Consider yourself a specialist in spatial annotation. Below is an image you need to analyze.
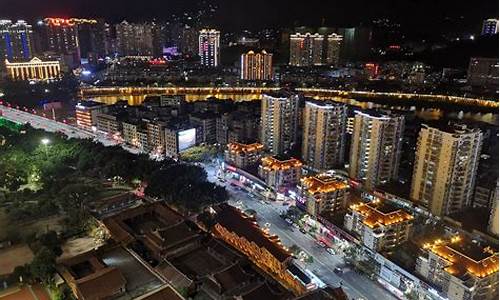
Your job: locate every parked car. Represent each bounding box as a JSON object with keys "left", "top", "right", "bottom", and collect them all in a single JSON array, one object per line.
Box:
[
  {"left": 326, "top": 247, "right": 335, "bottom": 255},
  {"left": 300, "top": 228, "right": 307, "bottom": 234},
  {"left": 334, "top": 267, "right": 344, "bottom": 274}
]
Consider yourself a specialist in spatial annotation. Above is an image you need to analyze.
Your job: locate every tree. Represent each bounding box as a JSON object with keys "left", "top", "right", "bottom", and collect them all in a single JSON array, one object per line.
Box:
[{"left": 30, "top": 246, "right": 57, "bottom": 284}]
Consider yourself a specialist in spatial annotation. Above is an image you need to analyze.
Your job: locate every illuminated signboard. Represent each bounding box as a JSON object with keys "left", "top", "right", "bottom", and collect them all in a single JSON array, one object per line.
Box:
[{"left": 178, "top": 128, "right": 196, "bottom": 152}]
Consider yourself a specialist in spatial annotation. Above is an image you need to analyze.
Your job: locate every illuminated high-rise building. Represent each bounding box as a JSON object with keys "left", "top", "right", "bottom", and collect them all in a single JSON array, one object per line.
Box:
[
  {"left": 302, "top": 100, "right": 347, "bottom": 171},
  {"left": 289, "top": 32, "right": 324, "bottom": 66},
  {"left": 115, "top": 21, "right": 154, "bottom": 56},
  {"left": 76, "top": 19, "right": 106, "bottom": 59},
  {"left": 240, "top": 50, "right": 273, "bottom": 80},
  {"left": 199, "top": 29, "right": 220, "bottom": 67},
  {"left": 43, "top": 18, "right": 81, "bottom": 64},
  {"left": 260, "top": 92, "right": 300, "bottom": 155},
  {"left": 481, "top": 19, "right": 499, "bottom": 35},
  {"left": 325, "top": 33, "right": 342, "bottom": 66},
  {"left": 349, "top": 111, "right": 404, "bottom": 190},
  {"left": 410, "top": 124, "right": 482, "bottom": 216},
  {"left": 0, "top": 20, "right": 33, "bottom": 61}
]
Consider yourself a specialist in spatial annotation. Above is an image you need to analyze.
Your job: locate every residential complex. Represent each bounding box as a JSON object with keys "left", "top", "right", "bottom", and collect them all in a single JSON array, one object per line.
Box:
[
  {"left": 199, "top": 29, "right": 220, "bottom": 67},
  {"left": 410, "top": 124, "right": 483, "bottom": 216},
  {"left": 115, "top": 21, "right": 155, "bottom": 56},
  {"left": 348, "top": 111, "right": 404, "bottom": 190},
  {"left": 344, "top": 199, "right": 413, "bottom": 253},
  {"left": 258, "top": 156, "right": 303, "bottom": 191},
  {"left": 302, "top": 100, "right": 347, "bottom": 171},
  {"left": 224, "top": 142, "right": 264, "bottom": 169},
  {"left": 240, "top": 50, "right": 273, "bottom": 80},
  {"left": 0, "top": 19, "right": 33, "bottom": 61},
  {"left": 299, "top": 173, "right": 350, "bottom": 217},
  {"left": 416, "top": 237, "right": 498, "bottom": 300},
  {"left": 260, "top": 92, "right": 300, "bottom": 155}
]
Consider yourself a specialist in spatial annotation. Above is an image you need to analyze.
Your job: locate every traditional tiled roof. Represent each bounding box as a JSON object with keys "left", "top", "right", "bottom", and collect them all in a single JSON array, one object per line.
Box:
[{"left": 214, "top": 204, "right": 291, "bottom": 262}]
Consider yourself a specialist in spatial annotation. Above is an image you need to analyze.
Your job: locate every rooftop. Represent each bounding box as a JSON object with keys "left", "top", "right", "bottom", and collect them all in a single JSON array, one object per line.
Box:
[
  {"left": 76, "top": 100, "right": 106, "bottom": 110},
  {"left": 227, "top": 142, "right": 264, "bottom": 154},
  {"left": 58, "top": 252, "right": 127, "bottom": 300},
  {"left": 214, "top": 204, "right": 291, "bottom": 262},
  {"left": 261, "top": 156, "right": 303, "bottom": 171},
  {"left": 301, "top": 174, "right": 349, "bottom": 195},
  {"left": 423, "top": 236, "right": 499, "bottom": 279},
  {"left": 135, "top": 285, "right": 185, "bottom": 300},
  {"left": 349, "top": 199, "right": 413, "bottom": 228},
  {"left": 102, "top": 202, "right": 184, "bottom": 244}
]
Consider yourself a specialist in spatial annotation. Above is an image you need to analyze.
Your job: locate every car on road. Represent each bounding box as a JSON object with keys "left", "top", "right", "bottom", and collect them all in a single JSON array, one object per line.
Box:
[
  {"left": 334, "top": 267, "right": 343, "bottom": 274},
  {"left": 315, "top": 240, "right": 326, "bottom": 248}
]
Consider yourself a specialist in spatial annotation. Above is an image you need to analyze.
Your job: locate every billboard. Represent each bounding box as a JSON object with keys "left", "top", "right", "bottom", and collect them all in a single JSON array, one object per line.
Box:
[{"left": 178, "top": 128, "right": 196, "bottom": 152}]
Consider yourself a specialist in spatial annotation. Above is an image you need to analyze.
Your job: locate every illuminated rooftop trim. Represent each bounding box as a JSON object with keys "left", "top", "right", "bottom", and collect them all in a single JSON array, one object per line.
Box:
[
  {"left": 301, "top": 174, "right": 349, "bottom": 194},
  {"left": 261, "top": 156, "right": 302, "bottom": 171},
  {"left": 44, "top": 18, "right": 97, "bottom": 26},
  {"left": 227, "top": 142, "right": 264, "bottom": 154},
  {"left": 423, "top": 237, "right": 499, "bottom": 279},
  {"left": 349, "top": 199, "right": 413, "bottom": 228}
]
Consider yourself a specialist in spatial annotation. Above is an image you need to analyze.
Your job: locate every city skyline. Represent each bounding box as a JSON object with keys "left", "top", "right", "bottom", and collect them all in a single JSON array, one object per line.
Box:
[{"left": 0, "top": 1, "right": 498, "bottom": 300}]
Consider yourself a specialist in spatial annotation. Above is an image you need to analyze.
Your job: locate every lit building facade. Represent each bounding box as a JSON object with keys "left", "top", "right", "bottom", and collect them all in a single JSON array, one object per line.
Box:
[
  {"left": 481, "top": 19, "right": 499, "bottom": 35},
  {"left": 240, "top": 50, "right": 273, "bottom": 80},
  {"left": 43, "top": 18, "right": 81, "bottom": 65},
  {"left": 344, "top": 199, "right": 413, "bottom": 253},
  {"left": 212, "top": 204, "right": 306, "bottom": 296},
  {"left": 349, "top": 111, "right": 404, "bottom": 190},
  {"left": 289, "top": 33, "right": 324, "bottom": 66},
  {"left": 302, "top": 100, "right": 347, "bottom": 171},
  {"left": 224, "top": 142, "right": 264, "bottom": 170},
  {"left": 0, "top": 19, "right": 33, "bottom": 61},
  {"left": 325, "top": 33, "right": 342, "bottom": 66},
  {"left": 260, "top": 92, "right": 300, "bottom": 155},
  {"left": 258, "top": 156, "right": 302, "bottom": 191},
  {"left": 5, "top": 57, "right": 60, "bottom": 81},
  {"left": 299, "top": 173, "right": 350, "bottom": 217},
  {"left": 146, "top": 121, "right": 167, "bottom": 155},
  {"left": 416, "top": 237, "right": 498, "bottom": 300},
  {"left": 115, "top": 21, "right": 154, "bottom": 56},
  {"left": 199, "top": 29, "right": 220, "bottom": 67},
  {"left": 467, "top": 57, "right": 499, "bottom": 89},
  {"left": 75, "top": 101, "right": 108, "bottom": 130},
  {"left": 96, "top": 113, "right": 121, "bottom": 135},
  {"left": 122, "top": 121, "right": 150, "bottom": 152},
  {"left": 410, "top": 124, "right": 483, "bottom": 216}
]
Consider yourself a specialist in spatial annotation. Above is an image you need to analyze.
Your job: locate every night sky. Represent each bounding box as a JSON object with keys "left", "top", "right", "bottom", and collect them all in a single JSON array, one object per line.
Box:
[{"left": 1, "top": 0, "right": 498, "bottom": 33}]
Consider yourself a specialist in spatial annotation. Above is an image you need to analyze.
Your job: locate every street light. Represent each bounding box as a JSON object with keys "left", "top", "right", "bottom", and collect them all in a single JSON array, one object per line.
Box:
[{"left": 41, "top": 138, "right": 50, "bottom": 158}]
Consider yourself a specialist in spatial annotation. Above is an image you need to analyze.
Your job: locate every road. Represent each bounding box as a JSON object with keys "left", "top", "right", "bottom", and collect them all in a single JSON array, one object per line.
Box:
[
  {"left": 204, "top": 162, "right": 397, "bottom": 300},
  {"left": 0, "top": 105, "right": 143, "bottom": 153}
]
